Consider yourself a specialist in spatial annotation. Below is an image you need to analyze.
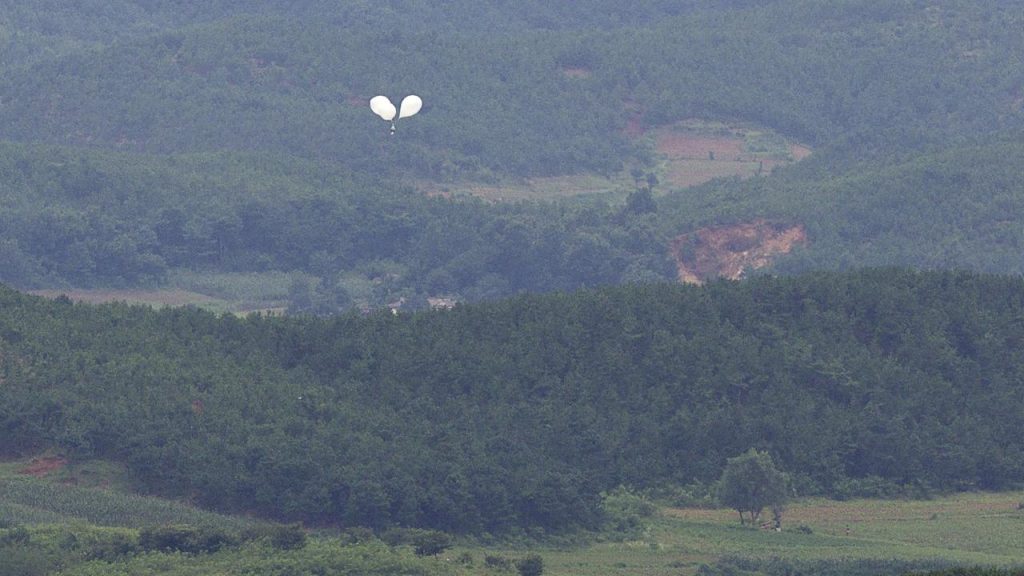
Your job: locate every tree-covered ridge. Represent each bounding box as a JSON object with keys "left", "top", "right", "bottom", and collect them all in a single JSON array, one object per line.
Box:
[
  {"left": 0, "top": 1, "right": 1020, "bottom": 298},
  {"left": 0, "top": 143, "right": 671, "bottom": 297},
  {"left": 2, "top": 269, "right": 1023, "bottom": 532},
  {"left": 660, "top": 138, "right": 1024, "bottom": 276},
  {"left": 0, "top": 1, "right": 1019, "bottom": 179}
]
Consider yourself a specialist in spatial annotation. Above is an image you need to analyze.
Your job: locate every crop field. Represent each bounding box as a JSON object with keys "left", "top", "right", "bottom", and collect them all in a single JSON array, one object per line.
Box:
[
  {"left": 490, "top": 492, "right": 1024, "bottom": 576},
  {"left": 419, "top": 119, "right": 812, "bottom": 203},
  {"left": 651, "top": 120, "right": 810, "bottom": 189},
  {"left": 27, "top": 288, "right": 223, "bottom": 309},
  {"left": 0, "top": 476, "right": 258, "bottom": 530},
  {"left": 26, "top": 270, "right": 299, "bottom": 314},
  {"left": 3, "top": 456, "right": 1021, "bottom": 576},
  {"left": 0, "top": 462, "right": 258, "bottom": 531}
]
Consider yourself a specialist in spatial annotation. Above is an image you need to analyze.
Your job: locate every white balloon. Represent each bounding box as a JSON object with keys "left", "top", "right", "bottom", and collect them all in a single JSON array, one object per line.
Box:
[
  {"left": 369, "top": 95, "right": 397, "bottom": 121},
  {"left": 399, "top": 95, "right": 422, "bottom": 119}
]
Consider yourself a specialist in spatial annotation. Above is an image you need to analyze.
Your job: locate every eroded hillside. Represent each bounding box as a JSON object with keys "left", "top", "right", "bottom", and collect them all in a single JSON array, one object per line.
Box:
[{"left": 671, "top": 219, "right": 807, "bottom": 284}]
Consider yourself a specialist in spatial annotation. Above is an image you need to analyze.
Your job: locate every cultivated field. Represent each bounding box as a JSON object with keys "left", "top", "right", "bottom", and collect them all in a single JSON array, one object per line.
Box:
[
  {"left": 2, "top": 457, "right": 1021, "bottom": 576},
  {"left": 418, "top": 119, "right": 811, "bottom": 202},
  {"left": 494, "top": 492, "right": 1024, "bottom": 576}
]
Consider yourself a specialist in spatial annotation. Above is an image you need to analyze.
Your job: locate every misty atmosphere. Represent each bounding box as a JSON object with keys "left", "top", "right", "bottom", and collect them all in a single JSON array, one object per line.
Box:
[{"left": 0, "top": 2, "right": 1022, "bottom": 576}]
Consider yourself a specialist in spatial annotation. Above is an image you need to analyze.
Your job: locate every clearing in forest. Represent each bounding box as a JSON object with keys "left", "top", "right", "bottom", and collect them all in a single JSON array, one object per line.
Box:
[
  {"left": 28, "top": 289, "right": 221, "bottom": 308},
  {"left": 651, "top": 119, "right": 811, "bottom": 189},
  {"left": 422, "top": 118, "right": 810, "bottom": 202}
]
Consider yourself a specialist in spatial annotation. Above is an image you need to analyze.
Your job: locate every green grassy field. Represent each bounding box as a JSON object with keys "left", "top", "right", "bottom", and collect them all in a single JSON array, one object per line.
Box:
[
  {"left": 485, "top": 492, "right": 1024, "bottom": 576},
  {"left": 2, "top": 456, "right": 1021, "bottom": 576}
]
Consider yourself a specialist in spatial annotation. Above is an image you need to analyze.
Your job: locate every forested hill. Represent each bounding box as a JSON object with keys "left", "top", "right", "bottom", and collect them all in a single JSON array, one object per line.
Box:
[
  {"left": 1, "top": 1, "right": 1020, "bottom": 176},
  {"left": 1, "top": 1, "right": 1023, "bottom": 299},
  {"left": 2, "top": 269, "right": 1023, "bottom": 532}
]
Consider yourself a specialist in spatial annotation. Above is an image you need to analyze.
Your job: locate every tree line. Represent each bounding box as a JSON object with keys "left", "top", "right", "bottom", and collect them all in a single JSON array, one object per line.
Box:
[{"left": 2, "top": 268, "right": 1023, "bottom": 532}]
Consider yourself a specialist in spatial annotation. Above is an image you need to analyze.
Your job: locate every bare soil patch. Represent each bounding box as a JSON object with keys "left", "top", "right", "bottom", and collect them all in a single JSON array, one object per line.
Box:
[
  {"left": 670, "top": 219, "right": 807, "bottom": 284},
  {"left": 651, "top": 121, "right": 810, "bottom": 189}
]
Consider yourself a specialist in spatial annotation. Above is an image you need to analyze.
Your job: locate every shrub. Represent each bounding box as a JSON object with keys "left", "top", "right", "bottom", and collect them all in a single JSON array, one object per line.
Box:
[
  {"left": 411, "top": 530, "right": 453, "bottom": 556},
  {"left": 516, "top": 554, "right": 544, "bottom": 576},
  {"left": 341, "top": 526, "right": 376, "bottom": 544},
  {"left": 83, "top": 532, "right": 139, "bottom": 560},
  {"left": 380, "top": 527, "right": 415, "bottom": 547},
  {"left": 0, "top": 545, "right": 59, "bottom": 576},
  {"left": 485, "top": 554, "right": 513, "bottom": 570},
  {"left": 268, "top": 523, "right": 307, "bottom": 551},
  {"left": 380, "top": 527, "right": 452, "bottom": 556},
  {"left": 601, "top": 486, "right": 657, "bottom": 532},
  {"left": 240, "top": 523, "right": 307, "bottom": 550},
  {"left": 0, "top": 526, "right": 31, "bottom": 545},
  {"left": 138, "top": 525, "right": 235, "bottom": 554}
]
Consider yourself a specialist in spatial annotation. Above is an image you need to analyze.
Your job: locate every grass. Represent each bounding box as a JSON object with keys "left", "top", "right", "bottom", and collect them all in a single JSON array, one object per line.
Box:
[
  {"left": 2, "top": 457, "right": 1021, "bottom": 576},
  {"left": 166, "top": 269, "right": 296, "bottom": 312},
  {"left": 481, "top": 492, "right": 1024, "bottom": 576},
  {"left": 414, "top": 118, "right": 812, "bottom": 203},
  {"left": 27, "top": 288, "right": 226, "bottom": 310},
  {"left": 27, "top": 270, "right": 300, "bottom": 314},
  {"left": 0, "top": 459, "right": 259, "bottom": 530},
  {"left": 417, "top": 172, "right": 637, "bottom": 202}
]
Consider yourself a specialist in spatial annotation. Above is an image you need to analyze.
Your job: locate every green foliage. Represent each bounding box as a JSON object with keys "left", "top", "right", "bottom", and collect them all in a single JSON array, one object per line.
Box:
[
  {"left": 485, "top": 554, "right": 513, "bottom": 570},
  {"left": 0, "top": 476, "right": 257, "bottom": 530},
  {"left": 412, "top": 530, "right": 454, "bottom": 557},
  {"left": 908, "top": 570, "right": 1024, "bottom": 576},
  {"left": 80, "top": 531, "right": 138, "bottom": 561},
  {"left": 0, "top": 524, "right": 31, "bottom": 545},
  {"left": 0, "top": 1, "right": 1022, "bottom": 301},
  {"left": 516, "top": 554, "right": 544, "bottom": 576},
  {"left": 380, "top": 527, "right": 453, "bottom": 556},
  {"left": 4, "top": 269, "right": 1024, "bottom": 534},
  {"left": 238, "top": 522, "right": 308, "bottom": 550},
  {"left": 138, "top": 525, "right": 235, "bottom": 554},
  {"left": 717, "top": 450, "right": 790, "bottom": 526},
  {"left": 701, "top": 556, "right": 957, "bottom": 576},
  {"left": 601, "top": 486, "right": 657, "bottom": 533},
  {"left": 0, "top": 543, "right": 60, "bottom": 576}
]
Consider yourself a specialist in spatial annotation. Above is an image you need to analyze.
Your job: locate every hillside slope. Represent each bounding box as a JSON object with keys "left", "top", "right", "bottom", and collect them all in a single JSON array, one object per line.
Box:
[
  {"left": 2, "top": 269, "right": 1023, "bottom": 531},
  {"left": 0, "top": 1, "right": 1021, "bottom": 299}
]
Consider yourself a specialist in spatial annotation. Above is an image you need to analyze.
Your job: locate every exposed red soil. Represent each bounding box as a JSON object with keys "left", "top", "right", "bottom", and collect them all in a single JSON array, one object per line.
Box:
[
  {"left": 18, "top": 455, "right": 67, "bottom": 477},
  {"left": 651, "top": 123, "right": 811, "bottom": 188},
  {"left": 656, "top": 132, "right": 746, "bottom": 160},
  {"left": 670, "top": 220, "right": 807, "bottom": 284}
]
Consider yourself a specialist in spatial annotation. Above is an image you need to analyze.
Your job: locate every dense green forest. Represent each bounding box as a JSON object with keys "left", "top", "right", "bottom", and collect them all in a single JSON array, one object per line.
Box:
[
  {"left": 2, "top": 269, "right": 1023, "bottom": 532},
  {"left": 1, "top": 1, "right": 1023, "bottom": 302}
]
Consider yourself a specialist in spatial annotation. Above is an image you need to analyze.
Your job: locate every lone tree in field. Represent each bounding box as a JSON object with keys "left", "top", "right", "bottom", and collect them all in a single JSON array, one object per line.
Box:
[{"left": 717, "top": 449, "right": 789, "bottom": 526}]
